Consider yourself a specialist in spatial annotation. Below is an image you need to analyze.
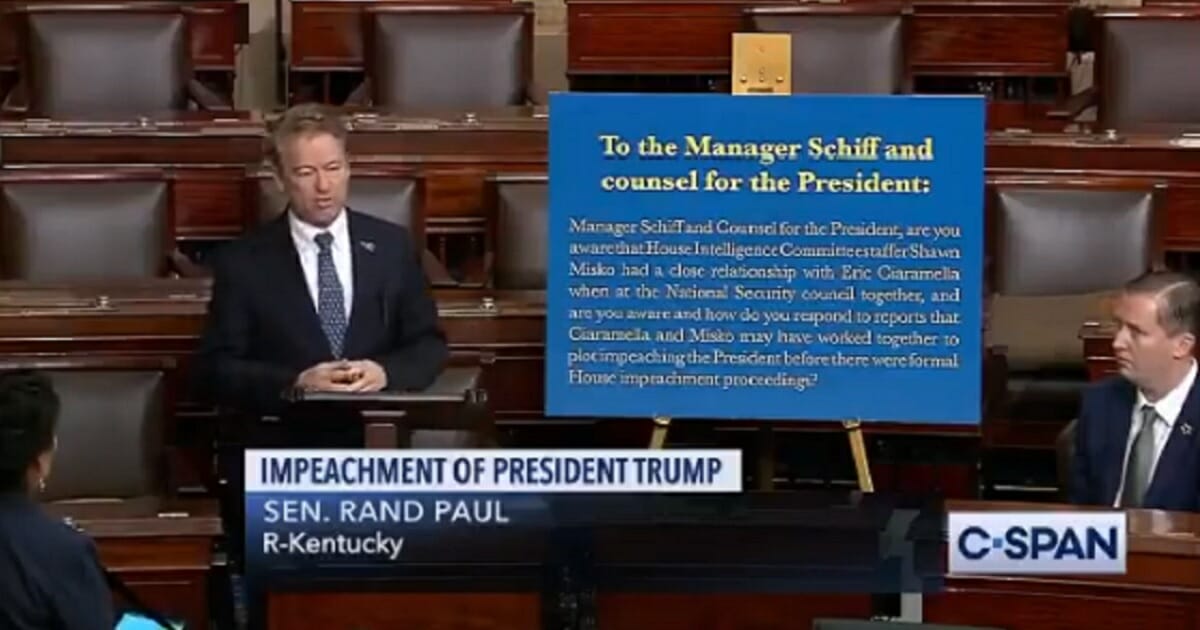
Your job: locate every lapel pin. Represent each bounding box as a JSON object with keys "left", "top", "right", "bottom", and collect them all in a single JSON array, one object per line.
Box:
[
  {"left": 359, "top": 240, "right": 376, "bottom": 253},
  {"left": 1182, "top": 423, "right": 1193, "bottom": 436}
]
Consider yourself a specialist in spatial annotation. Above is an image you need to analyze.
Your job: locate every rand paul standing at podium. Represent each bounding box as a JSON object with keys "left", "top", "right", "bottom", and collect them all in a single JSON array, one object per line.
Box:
[
  {"left": 1071, "top": 271, "right": 1200, "bottom": 512},
  {"left": 194, "top": 103, "right": 450, "bottom": 448}
]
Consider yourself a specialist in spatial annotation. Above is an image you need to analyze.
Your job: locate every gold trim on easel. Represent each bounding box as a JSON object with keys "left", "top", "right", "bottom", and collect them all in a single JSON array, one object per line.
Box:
[
  {"left": 843, "top": 419, "right": 875, "bottom": 493},
  {"left": 649, "top": 415, "right": 672, "bottom": 449}
]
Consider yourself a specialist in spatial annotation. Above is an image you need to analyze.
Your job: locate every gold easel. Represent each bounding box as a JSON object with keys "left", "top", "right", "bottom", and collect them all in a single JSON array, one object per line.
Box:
[
  {"left": 843, "top": 419, "right": 875, "bottom": 492},
  {"left": 728, "top": 32, "right": 875, "bottom": 493}
]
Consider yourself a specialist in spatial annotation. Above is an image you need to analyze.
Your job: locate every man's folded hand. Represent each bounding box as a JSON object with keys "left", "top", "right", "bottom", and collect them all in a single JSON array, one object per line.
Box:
[
  {"left": 343, "top": 360, "right": 388, "bottom": 392},
  {"left": 295, "top": 361, "right": 357, "bottom": 391},
  {"left": 295, "top": 359, "right": 388, "bottom": 393}
]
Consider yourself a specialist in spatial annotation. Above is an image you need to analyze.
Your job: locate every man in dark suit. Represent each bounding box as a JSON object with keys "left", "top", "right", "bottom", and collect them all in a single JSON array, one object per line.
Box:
[
  {"left": 1071, "top": 270, "right": 1200, "bottom": 511},
  {"left": 194, "top": 104, "right": 455, "bottom": 628},
  {"left": 195, "top": 103, "right": 448, "bottom": 444}
]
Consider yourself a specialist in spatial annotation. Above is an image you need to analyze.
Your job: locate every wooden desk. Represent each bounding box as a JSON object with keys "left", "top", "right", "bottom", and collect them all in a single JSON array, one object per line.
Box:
[
  {"left": 0, "top": 281, "right": 553, "bottom": 491},
  {"left": 0, "top": 281, "right": 984, "bottom": 498},
  {"left": 566, "top": 0, "right": 1071, "bottom": 130},
  {"left": 46, "top": 497, "right": 222, "bottom": 630},
  {"left": 925, "top": 499, "right": 1200, "bottom": 630},
  {"left": 0, "top": 280, "right": 214, "bottom": 490},
  {"left": 4, "top": 122, "right": 1199, "bottom": 253},
  {"left": 0, "top": 108, "right": 548, "bottom": 167},
  {"left": 0, "top": 0, "right": 249, "bottom": 98},
  {"left": 988, "top": 132, "right": 1200, "bottom": 250}
]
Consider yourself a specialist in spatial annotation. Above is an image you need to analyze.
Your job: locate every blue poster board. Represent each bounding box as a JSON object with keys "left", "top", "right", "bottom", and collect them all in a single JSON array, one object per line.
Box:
[{"left": 545, "top": 93, "right": 985, "bottom": 424}]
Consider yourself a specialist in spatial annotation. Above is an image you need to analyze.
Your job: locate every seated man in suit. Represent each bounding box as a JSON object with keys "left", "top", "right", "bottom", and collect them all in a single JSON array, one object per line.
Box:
[
  {"left": 1071, "top": 270, "right": 1200, "bottom": 511},
  {"left": 195, "top": 102, "right": 449, "bottom": 446}
]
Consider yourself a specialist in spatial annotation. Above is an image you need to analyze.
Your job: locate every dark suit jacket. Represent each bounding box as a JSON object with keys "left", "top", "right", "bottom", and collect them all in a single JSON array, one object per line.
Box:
[
  {"left": 194, "top": 209, "right": 448, "bottom": 440},
  {"left": 0, "top": 493, "right": 114, "bottom": 630},
  {"left": 1070, "top": 375, "right": 1200, "bottom": 511}
]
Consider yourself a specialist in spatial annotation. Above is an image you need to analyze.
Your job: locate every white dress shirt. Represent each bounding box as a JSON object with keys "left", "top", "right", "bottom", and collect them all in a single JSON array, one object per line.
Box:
[
  {"left": 1113, "top": 359, "right": 1198, "bottom": 506},
  {"left": 289, "top": 209, "right": 354, "bottom": 320}
]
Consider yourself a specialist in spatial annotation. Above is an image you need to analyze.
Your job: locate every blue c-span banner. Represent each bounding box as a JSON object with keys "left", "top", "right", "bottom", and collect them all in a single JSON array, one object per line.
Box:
[
  {"left": 948, "top": 511, "right": 1127, "bottom": 575},
  {"left": 546, "top": 93, "right": 985, "bottom": 423}
]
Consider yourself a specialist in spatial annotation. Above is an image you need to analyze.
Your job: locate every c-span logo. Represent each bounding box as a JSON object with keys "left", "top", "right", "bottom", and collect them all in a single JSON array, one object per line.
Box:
[{"left": 948, "top": 512, "right": 1126, "bottom": 574}]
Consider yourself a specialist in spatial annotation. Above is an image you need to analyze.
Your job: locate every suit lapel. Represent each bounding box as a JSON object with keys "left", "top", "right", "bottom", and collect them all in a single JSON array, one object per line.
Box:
[
  {"left": 1145, "top": 377, "right": 1200, "bottom": 505},
  {"left": 266, "top": 212, "right": 330, "bottom": 360},
  {"left": 343, "top": 210, "right": 383, "bottom": 359},
  {"left": 1103, "top": 381, "right": 1136, "bottom": 504}
]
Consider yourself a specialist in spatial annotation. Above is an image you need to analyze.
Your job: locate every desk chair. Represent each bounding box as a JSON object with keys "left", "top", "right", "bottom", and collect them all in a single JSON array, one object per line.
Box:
[
  {"left": 0, "top": 171, "right": 174, "bottom": 281},
  {"left": 985, "top": 175, "right": 1162, "bottom": 470},
  {"left": 744, "top": 3, "right": 911, "bottom": 94},
  {"left": 485, "top": 173, "right": 547, "bottom": 293},
  {"left": 2, "top": 3, "right": 231, "bottom": 117},
  {"left": 5, "top": 358, "right": 172, "bottom": 503},
  {"left": 5, "top": 356, "right": 229, "bottom": 626},
  {"left": 1052, "top": 7, "right": 1200, "bottom": 132},
  {"left": 814, "top": 620, "right": 1004, "bottom": 630},
  {"left": 351, "top": 4, "right": 534, "bottom": 109}
]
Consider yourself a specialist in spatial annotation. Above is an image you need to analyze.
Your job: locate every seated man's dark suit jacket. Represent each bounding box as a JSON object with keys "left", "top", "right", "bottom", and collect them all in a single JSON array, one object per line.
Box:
[
  {"left": 1070, "top": 375, "right": 1200, "bottom": 512},
  {"left": 194, "top": 208, "right": 449, "bottom": 448}
]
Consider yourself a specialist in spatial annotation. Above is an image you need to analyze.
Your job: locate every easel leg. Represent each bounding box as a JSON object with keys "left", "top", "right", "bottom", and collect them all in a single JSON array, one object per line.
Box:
[
  {"left": 757, "top": 426, "right": 775, "bottom": 491},
  {"left": 843, "top": 419, "right": 874, "bottom": 493},
  {"left": 649, "top": 416, "right": 671, "bottom": 449}
]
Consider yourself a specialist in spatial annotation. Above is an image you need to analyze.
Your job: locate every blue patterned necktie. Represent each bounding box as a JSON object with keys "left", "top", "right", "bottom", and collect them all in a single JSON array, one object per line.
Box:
[{"left": 314, "top": 231, "right": 347, "bottom": 358}]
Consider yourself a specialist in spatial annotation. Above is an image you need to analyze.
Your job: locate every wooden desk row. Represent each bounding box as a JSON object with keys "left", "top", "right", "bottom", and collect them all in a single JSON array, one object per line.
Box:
[
  {"left": 564, "top": 0, "right": 1076, "bottom": 131},
  {"left": 0, "top": 280, "right": 983, "bottom": 499},
  {"left": 283, "top": 0, "right": 1074, "bottom": 130},
  {"left": 2, "top": 114, "right": 1200, "bottom": 251},
  {"left": 0, "top": 110, "right": 546, "bottom": 276}
]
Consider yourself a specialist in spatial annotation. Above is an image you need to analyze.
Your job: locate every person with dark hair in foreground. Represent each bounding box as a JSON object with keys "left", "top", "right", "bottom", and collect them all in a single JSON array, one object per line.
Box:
[
  {"left": 1072, "top": 270, "right": 1200, "bottom": 511},
  {"left": 0, "top": 370, "right": 115, "bottom": 630}
]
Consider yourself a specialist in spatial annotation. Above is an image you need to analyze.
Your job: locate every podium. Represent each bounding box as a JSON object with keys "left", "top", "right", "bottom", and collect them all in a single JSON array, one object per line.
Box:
[
  {"left": 925, "top": 500, "right": 1200, "bottom": 630},
  {"left": 280, "top": 366, "right": 493, "bottom": 448}
]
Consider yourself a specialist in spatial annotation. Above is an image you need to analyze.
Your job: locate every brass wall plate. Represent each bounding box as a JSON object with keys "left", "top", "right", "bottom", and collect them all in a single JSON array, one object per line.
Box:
[{"left": 731, "top": 33, "right": 792, "bottom": 95}]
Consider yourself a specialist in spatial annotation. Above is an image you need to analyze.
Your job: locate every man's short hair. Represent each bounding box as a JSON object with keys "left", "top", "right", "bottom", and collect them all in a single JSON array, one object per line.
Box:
[
  {"left": 1124, "top": 270, "right": 1200, "bottom": 337},
  {"left": 264, "top": 103, "right": 349, "bottom": 170}
]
